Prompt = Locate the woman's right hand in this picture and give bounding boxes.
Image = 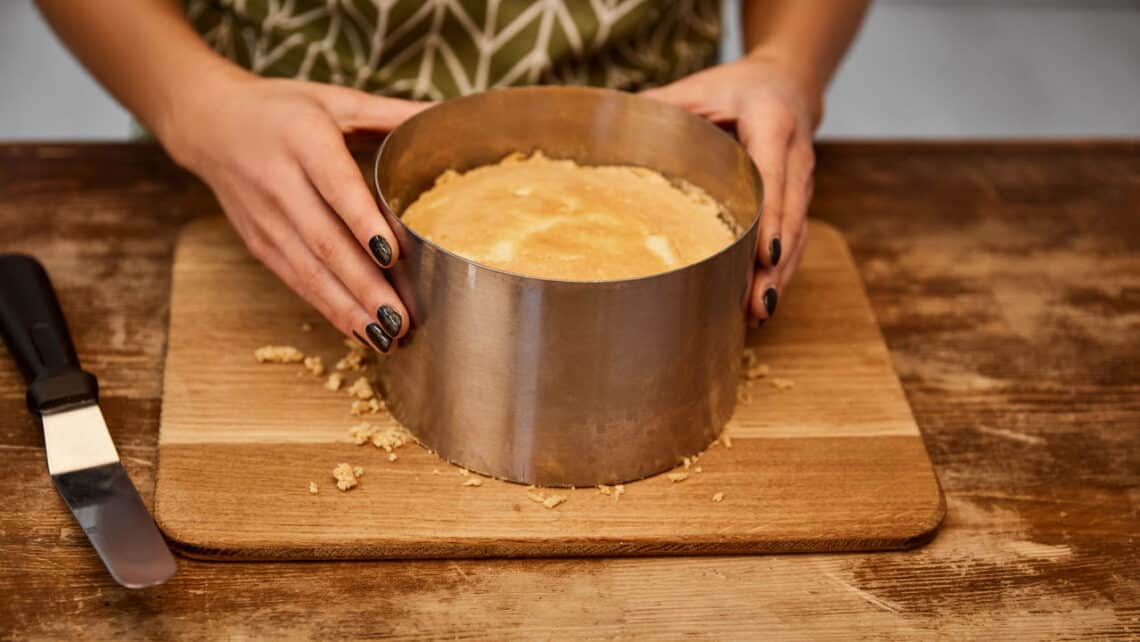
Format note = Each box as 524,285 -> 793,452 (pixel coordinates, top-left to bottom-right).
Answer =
157,70 -> 431,351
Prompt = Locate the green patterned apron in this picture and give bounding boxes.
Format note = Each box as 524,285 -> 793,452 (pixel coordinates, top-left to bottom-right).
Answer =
186,0 -> 721,99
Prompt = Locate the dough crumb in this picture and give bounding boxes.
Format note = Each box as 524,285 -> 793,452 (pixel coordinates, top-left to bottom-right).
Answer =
744,363 -> 770,380
770,377 -> 796,391
432,468 -> 441,475
695,466 -> 703,473
527,490 -> 567,509
348,422 -> 374,445
388,452 -> 398,462
722,434 -> 733,449
308,481 -> 318,495
303,356 -> 325,377
335,343 -> 368,371
462,477 -> 483,487
353,465 -> 365,478
457,467 -> 470,477
369,424 -> 411,451
347,377 -> 374,400
666,472 -> 690,483
350,398 -> 384,416
333,463 -> 358,491
741,347 -> 759,369
682,456 -> 693,469
712,492 -> 725,503
324,372 -> 344,391
254,345 -> 304,363
598,484 -> 625,501
300,322 -> 313,332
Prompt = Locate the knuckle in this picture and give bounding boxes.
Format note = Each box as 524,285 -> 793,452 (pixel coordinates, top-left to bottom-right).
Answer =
310,234 -> 338,264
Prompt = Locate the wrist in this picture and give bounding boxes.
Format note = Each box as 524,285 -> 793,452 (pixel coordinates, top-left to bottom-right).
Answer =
151,60 -> 254,166
743,47 -> 826,124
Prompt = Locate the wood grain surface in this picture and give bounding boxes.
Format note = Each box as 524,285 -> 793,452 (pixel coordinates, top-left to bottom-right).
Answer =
1,142 -> 1137,639
154,217 -> 942,559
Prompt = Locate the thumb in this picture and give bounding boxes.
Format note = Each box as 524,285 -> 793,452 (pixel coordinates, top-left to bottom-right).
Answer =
640,79 -> 700,111
302,83 -> 434,132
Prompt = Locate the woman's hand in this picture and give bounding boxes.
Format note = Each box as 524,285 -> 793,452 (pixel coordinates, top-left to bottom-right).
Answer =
158,71 -> 430,351
644,54 -> 822,324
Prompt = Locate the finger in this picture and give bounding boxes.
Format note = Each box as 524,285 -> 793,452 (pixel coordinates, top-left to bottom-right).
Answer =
299,82 -> 431,132
641,79 -> 735,122
739,108 -> 794,269
780,129 -> 815,265
275,163 -> 411,341
748,267 -> 780,325
244,192 -> 390,350
777,220 -> 809,292
289,119 -> 400,269
640,81 -> 700,111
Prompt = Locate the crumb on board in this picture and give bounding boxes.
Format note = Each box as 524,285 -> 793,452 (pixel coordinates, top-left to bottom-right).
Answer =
370,425 -> 410,451
347,423 -> 411,453
350,398 -> 384,416
388,452 -> 398,462
254,345 -> 304,363
722,434 -> 733,449
308,481 -> 318,495
457,467 -> 470,477
744,363 -> 770,380
527,490 -> 568,509
333,463 -> 359,491
741,347 -> 759,369
598,484 -> 626,501
353,465 -> 365,478
303,356 -> 325,377
347,377 -> 374,400
349,422 -> 374,445
432,468 -> 441,475
741,347 -> 771,380
770,377 -> 796,391
300,322 -> 313,332
335,344 -> 367,371
695,466 -> 703,473
324,372 -> 344,391
462,477 -> 483,487
712,492 -> 725,503
666,472 -> 690,483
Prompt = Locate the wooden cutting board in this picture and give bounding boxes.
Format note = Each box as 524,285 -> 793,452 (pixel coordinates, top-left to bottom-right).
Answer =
154,217 -> 944,560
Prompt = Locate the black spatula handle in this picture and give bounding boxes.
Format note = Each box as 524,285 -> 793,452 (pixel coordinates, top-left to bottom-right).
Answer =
0,254 -> 98,413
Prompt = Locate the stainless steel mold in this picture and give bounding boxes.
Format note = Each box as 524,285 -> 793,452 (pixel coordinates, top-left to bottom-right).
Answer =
374,86 -> 762,486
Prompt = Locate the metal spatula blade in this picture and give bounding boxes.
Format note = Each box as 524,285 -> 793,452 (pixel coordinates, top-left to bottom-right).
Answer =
47,406 -> 176,588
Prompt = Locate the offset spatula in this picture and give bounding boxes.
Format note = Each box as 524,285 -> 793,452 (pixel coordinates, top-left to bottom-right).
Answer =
0,254 -> 176,588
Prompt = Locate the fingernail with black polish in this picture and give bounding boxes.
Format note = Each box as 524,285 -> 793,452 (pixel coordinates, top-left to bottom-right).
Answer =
763,287 -> 779,317
365,323 -> 392,353
770,237 -> 782,266
368,235 -> 393,267
377,304 -> 402,338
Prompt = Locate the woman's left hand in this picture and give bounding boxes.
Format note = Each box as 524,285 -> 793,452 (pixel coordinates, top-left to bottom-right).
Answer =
643,54 -> 822,324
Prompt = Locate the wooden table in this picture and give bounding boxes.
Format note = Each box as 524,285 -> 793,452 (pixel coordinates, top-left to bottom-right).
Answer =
1,142 -> 1137,639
